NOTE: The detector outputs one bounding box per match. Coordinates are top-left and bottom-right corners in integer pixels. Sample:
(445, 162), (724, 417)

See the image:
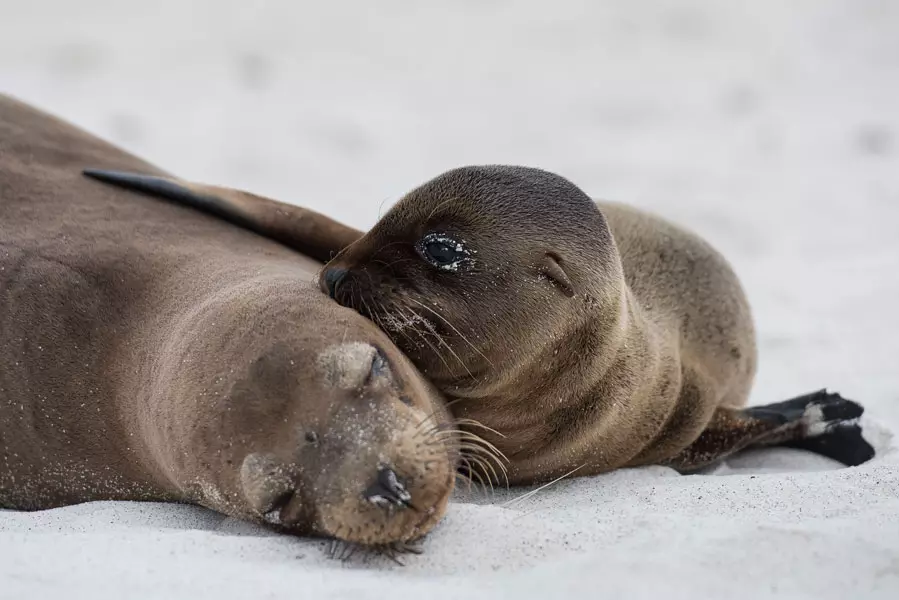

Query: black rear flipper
(667, 389), (875, 473)
(783, 423), (875, 467)
(742, 388), (865, 425)
(82, 169), (363, 263)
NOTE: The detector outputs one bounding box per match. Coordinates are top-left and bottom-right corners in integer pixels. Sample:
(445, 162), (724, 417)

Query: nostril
(363, 466), (412, 509)
(322, 267), (348, 299)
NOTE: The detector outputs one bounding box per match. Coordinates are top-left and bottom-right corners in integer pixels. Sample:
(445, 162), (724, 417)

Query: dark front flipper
(664, 389), (875, 473)
(82, 169), (364, 263)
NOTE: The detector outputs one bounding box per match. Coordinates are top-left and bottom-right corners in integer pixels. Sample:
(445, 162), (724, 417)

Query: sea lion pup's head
(318, 166), (624, 396)
(154, 282), (456, 547)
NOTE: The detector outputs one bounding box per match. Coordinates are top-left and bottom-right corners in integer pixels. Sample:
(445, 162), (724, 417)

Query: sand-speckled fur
(0, 95), (454, 545)
(322, 166), (757, 483)
(75, 163), (872, 482)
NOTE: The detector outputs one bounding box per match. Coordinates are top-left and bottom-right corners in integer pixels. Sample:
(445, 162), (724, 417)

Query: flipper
(83, 169), (364, 263)
(665, 389), (875, 473)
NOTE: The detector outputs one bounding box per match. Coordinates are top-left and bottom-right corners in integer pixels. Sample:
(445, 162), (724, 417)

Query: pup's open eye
(424, 240), (458, 264)
(416, 233), (471, 272)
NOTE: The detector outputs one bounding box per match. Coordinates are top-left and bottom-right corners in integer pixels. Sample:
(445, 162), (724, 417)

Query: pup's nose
(321, 267), (348, 299)
(363, 467), (412, 509)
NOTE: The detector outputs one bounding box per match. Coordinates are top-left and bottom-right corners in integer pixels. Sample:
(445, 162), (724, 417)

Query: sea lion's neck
(449, 277), (635, 423)
(449, 279), (683, 482)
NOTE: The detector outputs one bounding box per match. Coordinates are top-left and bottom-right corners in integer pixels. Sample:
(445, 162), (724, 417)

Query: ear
(538, 252), (576, 297)
(82, 169), (364, 263)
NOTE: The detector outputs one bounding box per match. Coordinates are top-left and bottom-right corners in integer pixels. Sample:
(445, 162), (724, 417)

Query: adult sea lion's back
(1, 95), (179, 506)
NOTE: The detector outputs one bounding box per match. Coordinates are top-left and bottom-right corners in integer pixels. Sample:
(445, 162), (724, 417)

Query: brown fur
(73, 158), (873, 483)
(320, 166), (757, 483)
(0, 94), (455, 545)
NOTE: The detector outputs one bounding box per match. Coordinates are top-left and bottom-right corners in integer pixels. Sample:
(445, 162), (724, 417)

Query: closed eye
(364, 347), (392, 387)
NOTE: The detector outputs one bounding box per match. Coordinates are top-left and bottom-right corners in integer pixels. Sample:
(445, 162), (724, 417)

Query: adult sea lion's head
(154, 280), (458, 549)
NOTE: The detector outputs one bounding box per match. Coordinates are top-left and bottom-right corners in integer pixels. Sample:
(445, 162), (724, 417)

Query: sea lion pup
(319, 166), (875, 482)
(0, 94), (456, 549)
(82, 167), (875, 484)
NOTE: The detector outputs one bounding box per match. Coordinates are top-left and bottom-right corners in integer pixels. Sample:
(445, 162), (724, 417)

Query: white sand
(1, 1), (898, 598)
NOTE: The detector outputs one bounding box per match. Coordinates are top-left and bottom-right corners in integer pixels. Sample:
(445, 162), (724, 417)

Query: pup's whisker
(406, 297), (494, 368)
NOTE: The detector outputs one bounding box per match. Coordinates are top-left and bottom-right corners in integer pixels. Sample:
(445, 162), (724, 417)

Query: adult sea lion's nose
(363, 466), (412, 508)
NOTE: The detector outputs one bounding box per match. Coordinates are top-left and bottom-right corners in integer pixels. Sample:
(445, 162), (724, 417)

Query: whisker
(370, 240), (412, 256)
(359, 294), (377, 323)
(416, 398), (462, 437)
(400, 310), (455, 374)
(406, 297), (494, 368)
(373, 258), (421, 270)
(335, 541), (348, 561)
(343, 543), (360, 562)
(435, 430), (510, 466)
(457, 456), (488, 495)
(455, 470), (475, 495)
(460, 454), (496, 494)
(502, 463), (587, 508)
(373, 544), (405, 566)
(451, 441), (508, 486)
(439, 435), (508, 468)
(374, 302), (432, 368)
(467, 462), (490, 493)
(386, 316), (427, 362)
(426, 429), (510, 486)
(442, 451), (509, 488)
(451, 439), (506, 478)
(462, 448), (503, 489)
(377, 196), (393, 219)
(452, 417), (508, 438)
(412, 398), (467, 438)
(413, 311), (473, 378)
(394, 541), (423, 556)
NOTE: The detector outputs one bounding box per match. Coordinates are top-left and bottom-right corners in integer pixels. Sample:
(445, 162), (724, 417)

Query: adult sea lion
(0, 94), (457, 549)
(83, 168), (875, 486)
